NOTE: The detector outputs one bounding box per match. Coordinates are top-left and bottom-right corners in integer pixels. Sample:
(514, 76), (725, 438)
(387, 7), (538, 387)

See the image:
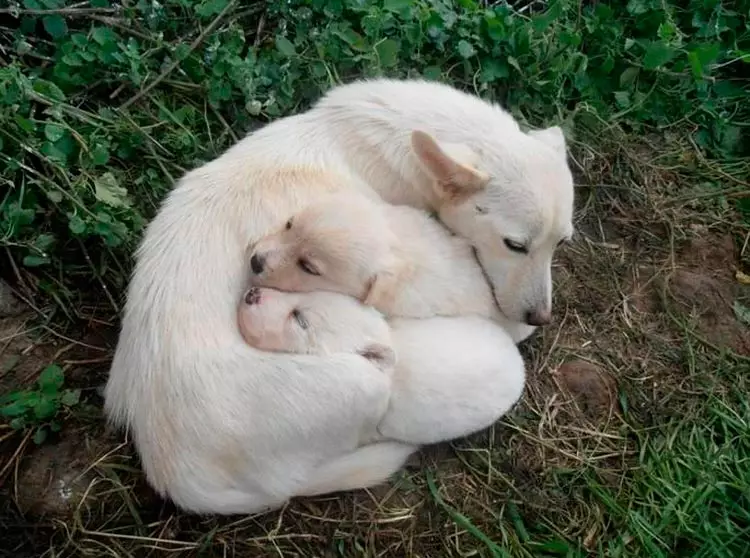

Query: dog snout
(524, 308), (551, 326)
(250, 253), (265, 274)
(244, 287), (261, 305)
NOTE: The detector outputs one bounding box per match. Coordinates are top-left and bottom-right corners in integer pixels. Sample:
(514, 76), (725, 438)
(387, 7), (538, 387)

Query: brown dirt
(0, 280), (25, 318)
(553, 360), (619, 420)
(622, 232), (749, 355)
(0, 295), (59, 395)
(14, 430), (113, 518)
(666, 233), (749, 355)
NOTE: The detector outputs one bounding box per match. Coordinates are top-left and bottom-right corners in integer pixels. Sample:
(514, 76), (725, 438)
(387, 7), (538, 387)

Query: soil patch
(0, 285), (59, 394)
(14, 430), (108, 518)
(553, 360), (620, 419)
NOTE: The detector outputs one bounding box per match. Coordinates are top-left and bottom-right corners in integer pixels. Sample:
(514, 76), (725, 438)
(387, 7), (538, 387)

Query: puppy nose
(250, 254), (265, 274)
(244, 287), (261, 305)
(525, 309), (551, 326)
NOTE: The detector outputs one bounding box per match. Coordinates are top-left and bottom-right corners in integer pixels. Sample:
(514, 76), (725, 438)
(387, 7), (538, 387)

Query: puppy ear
(528, 125), (567, 158)
(361, 273), (393, 313)
(360, 248), (404, 312)
(411, 130), (489, 204)
(358, 343), (396, 372)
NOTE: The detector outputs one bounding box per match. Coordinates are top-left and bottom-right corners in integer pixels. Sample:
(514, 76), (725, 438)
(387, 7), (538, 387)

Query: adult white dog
(104, 79), (574, 515)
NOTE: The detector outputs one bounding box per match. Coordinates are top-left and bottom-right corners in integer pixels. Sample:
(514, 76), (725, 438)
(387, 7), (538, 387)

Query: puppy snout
(244, 287), (261, 305)
(250, 253), (265, 274)
(525, 308), (551, 326)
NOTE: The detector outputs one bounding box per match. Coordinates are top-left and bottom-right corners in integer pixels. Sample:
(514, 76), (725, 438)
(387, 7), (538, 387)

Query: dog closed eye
(503, 239), (528, 254)
(298, 258), (320, 276)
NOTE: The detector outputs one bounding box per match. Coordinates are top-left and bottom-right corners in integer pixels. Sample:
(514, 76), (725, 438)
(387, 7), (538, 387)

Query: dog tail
(297, 441), (417, 497)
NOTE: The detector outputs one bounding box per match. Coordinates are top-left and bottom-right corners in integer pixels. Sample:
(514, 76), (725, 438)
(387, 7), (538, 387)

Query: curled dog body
(105, 79), (574, 514)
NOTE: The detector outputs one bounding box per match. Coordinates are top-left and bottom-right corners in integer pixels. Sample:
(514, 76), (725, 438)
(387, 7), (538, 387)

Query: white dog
(247, 193), (535, 343)
(104, 78), (574, 514)
(316, 82), (575, 326)
(238, 287), (525, 449)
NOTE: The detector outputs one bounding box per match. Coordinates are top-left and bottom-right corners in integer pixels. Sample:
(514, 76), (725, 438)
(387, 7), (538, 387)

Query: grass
(1, 0), (749, 556)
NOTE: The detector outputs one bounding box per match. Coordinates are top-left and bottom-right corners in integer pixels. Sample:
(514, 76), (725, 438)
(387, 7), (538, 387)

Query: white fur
(104, 78), (573, 515)
(315, 79), (575, 324)
(237, 287), (396, 366)
(380, 316), (525, 445)
(237, 288), (525, 447)
(249, 193), (535, 343)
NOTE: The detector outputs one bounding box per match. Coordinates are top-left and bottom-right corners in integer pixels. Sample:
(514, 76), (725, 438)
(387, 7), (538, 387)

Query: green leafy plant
(0, 0), (747, 315)
(0, 364), (81, 444)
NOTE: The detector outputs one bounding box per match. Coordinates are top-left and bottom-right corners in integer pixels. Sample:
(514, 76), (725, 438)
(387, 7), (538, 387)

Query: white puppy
(248, 193), (535, 344)
(238, 287), (526, 448)
(104, 78), (573, 515)
(237, 285), (396, 363)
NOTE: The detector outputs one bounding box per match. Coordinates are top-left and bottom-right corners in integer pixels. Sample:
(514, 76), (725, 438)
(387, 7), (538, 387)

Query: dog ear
(361, 271), (397, 314)
(411, 130), (489, 204)
(528, 125), (567, 158)
(360, 249), (404, 312)
(358, 343), (396, 372)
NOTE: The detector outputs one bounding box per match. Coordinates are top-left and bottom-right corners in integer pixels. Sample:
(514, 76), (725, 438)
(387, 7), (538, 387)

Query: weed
(0, 0), (748, 311)
(0, 364), (81, 444)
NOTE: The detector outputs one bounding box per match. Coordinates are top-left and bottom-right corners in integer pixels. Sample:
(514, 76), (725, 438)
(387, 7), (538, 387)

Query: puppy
(248, 193), (535, 344)
(238, 287), (526, 447)
(237, 285), (395, 366)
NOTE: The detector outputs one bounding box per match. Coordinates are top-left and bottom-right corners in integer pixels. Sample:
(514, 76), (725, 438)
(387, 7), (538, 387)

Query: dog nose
(525, 309), (551, 326)
(250, 254), (264, 274)
(244, 287), (261, 305)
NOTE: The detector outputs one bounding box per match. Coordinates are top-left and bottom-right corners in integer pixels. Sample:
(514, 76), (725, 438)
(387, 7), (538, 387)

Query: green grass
(1, 0), (749, 556)
(592, 388), (750, 557)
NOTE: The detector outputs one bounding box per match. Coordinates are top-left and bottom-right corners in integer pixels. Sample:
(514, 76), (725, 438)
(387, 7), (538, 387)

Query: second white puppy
(238, 286), (526, 449)
(249, 193), (536, 344)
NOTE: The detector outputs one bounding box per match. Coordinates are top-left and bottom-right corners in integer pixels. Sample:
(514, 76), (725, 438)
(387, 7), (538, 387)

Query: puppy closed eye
(285, 219), (293, 230)
(290, 309), (309, 329)
(298, 258), (320, 276)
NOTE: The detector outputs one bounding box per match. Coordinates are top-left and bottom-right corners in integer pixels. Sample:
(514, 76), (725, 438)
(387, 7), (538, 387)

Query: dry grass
(1, 123), (749, 557)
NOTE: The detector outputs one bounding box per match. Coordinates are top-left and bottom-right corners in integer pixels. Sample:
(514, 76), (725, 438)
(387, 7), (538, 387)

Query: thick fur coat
(104, 79), (574, 514)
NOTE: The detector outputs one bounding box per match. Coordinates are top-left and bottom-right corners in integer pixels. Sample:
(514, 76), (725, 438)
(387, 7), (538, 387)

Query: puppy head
(237, 287), (395, 372)
(249, 195), (400, 302)
(411, 127), (574, 326)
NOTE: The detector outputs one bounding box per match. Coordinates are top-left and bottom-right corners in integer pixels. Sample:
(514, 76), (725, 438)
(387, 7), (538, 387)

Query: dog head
(411, 126), (574, 326)
(237, 286), (395, 372)
(248, 195), (400, 303)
